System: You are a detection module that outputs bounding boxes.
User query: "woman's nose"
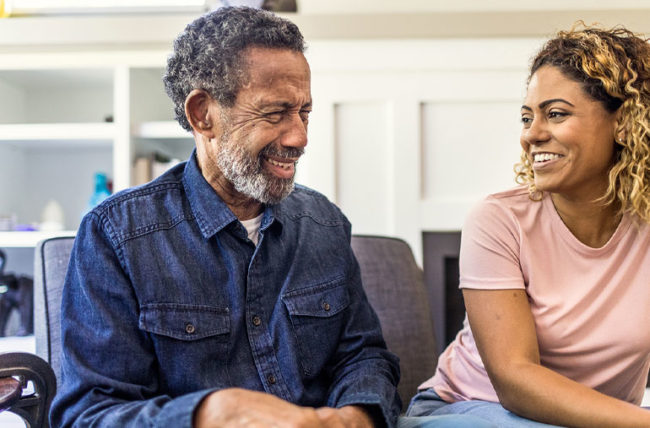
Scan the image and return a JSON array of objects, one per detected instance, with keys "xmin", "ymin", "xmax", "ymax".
[{"xmin": 522, "ymin": 117, "xmax": 550, "ymax": 145}]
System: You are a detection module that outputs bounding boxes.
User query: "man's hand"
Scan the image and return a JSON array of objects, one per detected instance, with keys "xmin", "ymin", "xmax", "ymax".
[
  {"xmin": 194, "ymin": 388, "xmax": 324, "ymax": 428},
  {"xmin": 315, "ymin": 405, "xmax": 375, "ymax": 428}
]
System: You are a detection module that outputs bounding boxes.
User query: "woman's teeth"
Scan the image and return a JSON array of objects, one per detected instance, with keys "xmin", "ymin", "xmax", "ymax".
[{"xmin": 534, "ymin": 153, "xmax": 561, "ymax": 163}]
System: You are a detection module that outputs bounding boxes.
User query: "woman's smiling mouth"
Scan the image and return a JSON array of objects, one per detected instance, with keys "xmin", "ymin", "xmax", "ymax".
[{"xmin": 532, "ymin": 152, "xmax": 564, "ymax": 170}]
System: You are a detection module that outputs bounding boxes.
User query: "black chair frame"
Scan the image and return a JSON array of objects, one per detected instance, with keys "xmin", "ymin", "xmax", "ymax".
[{"xmin": 0, "ymin": 352, "xmax": 56, "ymax": 428}]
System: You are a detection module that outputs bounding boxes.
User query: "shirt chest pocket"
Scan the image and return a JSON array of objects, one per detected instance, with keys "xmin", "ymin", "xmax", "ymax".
[
  {"xmin": 139, "ymin": 303, "xmax": 231, "ymax": 341},
  {"xmin": 138, "ymin": 303, "xmax": 232, "ymax": 393},
  {"xmin": 282, "ymin": 279, "xmax": 350, "ymax": 376}
]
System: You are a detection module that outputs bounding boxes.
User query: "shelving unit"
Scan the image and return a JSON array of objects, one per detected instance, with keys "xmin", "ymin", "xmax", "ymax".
[
  {"xmin": 0, "ymin": 61, "xmax": 191, "ymax": 249},
  {"xmin": 132, "ymin": 120, "xmax": 194, "ymax": 163},
  {"xmin": 0, "ymin": 123, "xmax": 114, "ymax": 142},
  {"xmin": 133, "ymin": 121, "xmax": 189, "ymax": 139}
]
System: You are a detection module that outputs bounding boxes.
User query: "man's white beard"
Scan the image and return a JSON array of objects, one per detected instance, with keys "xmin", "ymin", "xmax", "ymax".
[{"xmin": 216, "ymin": 132, "xmax": 302, "ymax": 205}]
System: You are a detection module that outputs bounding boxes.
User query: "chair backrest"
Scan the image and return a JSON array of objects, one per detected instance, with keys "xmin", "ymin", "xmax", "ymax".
[
  {"xmin": 33, "ymin": 236, "xmax": 75, "ymax": 389},
  {"xmin": 351, "ymin": 235, "xmax": 438, "ymax": 408}
]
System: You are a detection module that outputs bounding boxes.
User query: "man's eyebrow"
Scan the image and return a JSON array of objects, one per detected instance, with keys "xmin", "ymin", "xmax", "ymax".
[
  {"xmin": 261, "ymin": 101, "xmax": 312, "ymax": 109},
  {"xmin": 521, "ymin": 98, "xmax": 575, "ymax": 111}
]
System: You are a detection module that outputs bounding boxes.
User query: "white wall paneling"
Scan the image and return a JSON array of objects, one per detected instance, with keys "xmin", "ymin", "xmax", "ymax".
[
  {"xmin": 334, "ymin": 101, "xmax": 392, "ymax": 236},
  {"xmin": 303, "ymin": 39, "xmax": 540, "ymax": 264}
]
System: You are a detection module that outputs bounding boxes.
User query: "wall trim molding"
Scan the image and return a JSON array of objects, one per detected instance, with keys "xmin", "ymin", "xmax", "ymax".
[{"xmin": 0, "ymin": 9, "xmax": 648, "ymax": 51}]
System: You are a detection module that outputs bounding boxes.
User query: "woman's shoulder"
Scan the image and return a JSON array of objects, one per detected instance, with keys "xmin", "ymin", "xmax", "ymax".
[
  {"xmin": 472, "ymin": 186, "xmax": 540, "ymax": 216},
  {"xmin": 484, "ymin": 185, "xmax": 535, "ymax": 206},
  {"xmin": 465, "ymin": 186, "xmax": 546, "ymax": 233}
]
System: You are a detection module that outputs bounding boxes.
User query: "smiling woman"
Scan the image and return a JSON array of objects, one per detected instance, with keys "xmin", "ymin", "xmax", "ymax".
[
  {"xmin": 515, "ymin": 24, "xmax": 650, "ymax": 226},
  {"xmin": 518, "ymin": 65, "xmax": 621, "ymax": 233},
  {"xmin": 409, "ymin": 23, "xmax": 650, "ymax": 427}
]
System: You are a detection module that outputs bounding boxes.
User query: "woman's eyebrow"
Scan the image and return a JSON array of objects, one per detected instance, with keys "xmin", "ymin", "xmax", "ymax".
[
  {"xmin": 539, "ymin": 98, "xmax": 575, "ymax": 109},
  {"xmin": 522, "ymin": 98, "xmax": 575, "ymax": 111}
]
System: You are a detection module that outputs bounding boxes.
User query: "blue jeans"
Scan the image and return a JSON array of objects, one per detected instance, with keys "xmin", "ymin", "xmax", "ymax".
[
  {"xmin": 405, "ymin": 388, "xmax": 561, "ymax": 428},
  {"xmin": 398, "ymin": 414, "xmax": 498, "ymax": 428}
]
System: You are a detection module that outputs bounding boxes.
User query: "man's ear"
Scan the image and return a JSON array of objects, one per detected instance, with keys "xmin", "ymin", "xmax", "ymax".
[{"xmin": 184, "ymin": 89, "xmax": 219, "ymax": 139}]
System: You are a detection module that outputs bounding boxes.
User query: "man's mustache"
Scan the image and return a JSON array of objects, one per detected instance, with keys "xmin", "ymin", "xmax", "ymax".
[{"xmin": 260, "ymin": 144, "xmax": 304, "ymax": 160}]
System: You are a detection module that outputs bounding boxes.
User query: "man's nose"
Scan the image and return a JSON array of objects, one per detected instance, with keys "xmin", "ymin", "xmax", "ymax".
[{"xmin": 279, "ymin": 113, "xmax": 308, "ymax": 148}]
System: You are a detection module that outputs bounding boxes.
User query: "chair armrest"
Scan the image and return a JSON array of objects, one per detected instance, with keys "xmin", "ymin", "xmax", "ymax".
[
  {"xmin": 0, "ymin": 376, "xmax": 22, "ymax": 411},
  {"xmin": 0, "ymin": 352, "xmax": 56, "ymax": 428}
]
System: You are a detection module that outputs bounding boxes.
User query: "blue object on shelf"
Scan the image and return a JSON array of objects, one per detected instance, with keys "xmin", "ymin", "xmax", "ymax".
[{"xmin": 86, "ymin": 172, "xmax": 112, "ymax": 214}]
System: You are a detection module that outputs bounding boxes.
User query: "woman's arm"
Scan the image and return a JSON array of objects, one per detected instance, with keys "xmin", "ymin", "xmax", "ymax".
[{"xmin": 464, "ymin": 288, "xmax": 650, "ymax": 427}]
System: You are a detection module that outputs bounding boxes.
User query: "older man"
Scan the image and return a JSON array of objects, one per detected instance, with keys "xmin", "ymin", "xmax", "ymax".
[
  {"xmin": 51, "ymin": 7, "xmax": 496, "ymax": 428},
  {"xmin": 51, "ymin": 7, "xmax": 399, "ymax": 428}
]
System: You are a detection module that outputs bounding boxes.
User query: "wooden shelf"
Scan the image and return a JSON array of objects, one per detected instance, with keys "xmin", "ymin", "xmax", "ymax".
[
  {"xmin": 0, "ymin": 123, "xmax": 114, "ymax": 145},
  {"xmin": 0, "ymin": 231, "xmax": 76, "ymax": 248}
]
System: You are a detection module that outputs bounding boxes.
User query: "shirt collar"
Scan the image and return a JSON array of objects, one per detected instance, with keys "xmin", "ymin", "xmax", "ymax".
[{"xmin": 182, "ymin": 150, "xmax": 283, "ymax": 240}]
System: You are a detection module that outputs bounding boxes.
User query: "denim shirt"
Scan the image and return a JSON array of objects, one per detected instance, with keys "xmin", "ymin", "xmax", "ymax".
[{"xmin": 51, "ymin": 152, "xmax": 401, "ymax": 428}]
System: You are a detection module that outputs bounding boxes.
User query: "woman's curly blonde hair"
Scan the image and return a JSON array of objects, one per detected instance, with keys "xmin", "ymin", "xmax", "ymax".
[{"xmin": 514, "ymin": 23, "xmax": 650, "ymax": 223}]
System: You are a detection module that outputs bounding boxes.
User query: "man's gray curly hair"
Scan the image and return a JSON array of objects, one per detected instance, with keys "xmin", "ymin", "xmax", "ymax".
[{"xmin": 163, "ymin": 7, "xmax": 305, "ymax": 132}]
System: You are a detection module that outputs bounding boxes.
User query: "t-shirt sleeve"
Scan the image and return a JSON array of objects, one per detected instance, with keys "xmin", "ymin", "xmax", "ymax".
[{"xmin": 459, "ymin": 196, "xmax": 525, "ymax": 290}]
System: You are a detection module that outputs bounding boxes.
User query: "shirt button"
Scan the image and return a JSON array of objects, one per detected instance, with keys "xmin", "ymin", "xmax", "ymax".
[
  {"xmin": 252, "ymin": 315, "xmax": 261, "ymax": 326},
  {"xmin": 268, "ymin": 374, "xmax": 276, "ymax": 384},
  {"xmin": 322, "ymin": 302, "xmax": 331, "ymax": 311},
  {"xmin": 185, "ymin": 323, "xmax": 196, "ymax": 334}
]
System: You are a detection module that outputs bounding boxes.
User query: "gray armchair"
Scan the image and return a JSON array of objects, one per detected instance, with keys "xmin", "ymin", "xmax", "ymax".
[
  {"xmin": 33, "ymin": 237, "xmax": 75, "ymax": 390},
  {"xmin": 351, "ymin": 235, "xmax": 438, "ymax": 408}
]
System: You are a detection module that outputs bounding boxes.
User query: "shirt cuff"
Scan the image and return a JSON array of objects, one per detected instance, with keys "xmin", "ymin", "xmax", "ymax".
[{"xmin": 155, "ymin": 388, "xmax": 218, "ymax": 427}]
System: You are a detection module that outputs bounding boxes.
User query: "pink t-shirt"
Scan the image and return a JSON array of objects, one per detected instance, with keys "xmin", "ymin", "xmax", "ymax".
[{"xmin": 420, "ymin": 186, "xmax": 650, "ymax": 405}]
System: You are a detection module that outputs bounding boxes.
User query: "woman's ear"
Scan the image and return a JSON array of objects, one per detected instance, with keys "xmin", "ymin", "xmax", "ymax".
[{"xmin": 184, "ymin": 89, "xmax": 219, "ymax": 139}]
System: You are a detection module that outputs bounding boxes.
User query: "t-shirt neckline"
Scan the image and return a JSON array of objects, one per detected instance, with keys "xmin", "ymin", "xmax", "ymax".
[{"xmin": 542, "ymin": 193, "xmax": 631, "ymax": 255}]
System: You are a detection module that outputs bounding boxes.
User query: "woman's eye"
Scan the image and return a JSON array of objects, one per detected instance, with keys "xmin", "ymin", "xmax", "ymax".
[
  {"xmin": 521, "ymin": 116, "xmax": 532, "ymax": 126},
  {"xmin": 548, "ymin": 111, "xmax": 568, "ymax": 119}
]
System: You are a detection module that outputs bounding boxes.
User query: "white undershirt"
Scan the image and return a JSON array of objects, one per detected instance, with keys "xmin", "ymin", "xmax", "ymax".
[{"xmin": 240, "ymin": 213, "xmax": 263, "ymax": 246}]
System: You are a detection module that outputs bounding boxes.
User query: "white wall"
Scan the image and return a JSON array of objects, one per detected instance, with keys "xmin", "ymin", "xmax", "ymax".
[{"xmin": 296, "ymin": 38, "xmax": 540, "ymax": 263}]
